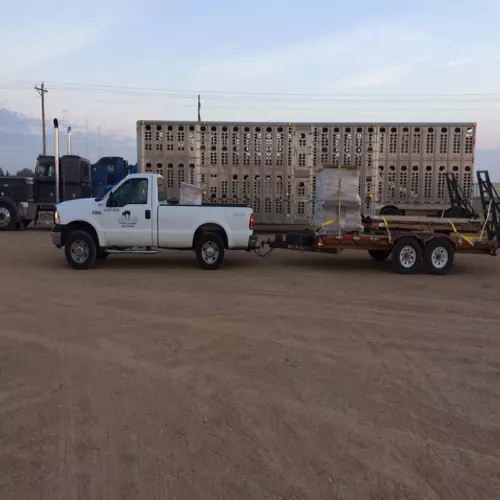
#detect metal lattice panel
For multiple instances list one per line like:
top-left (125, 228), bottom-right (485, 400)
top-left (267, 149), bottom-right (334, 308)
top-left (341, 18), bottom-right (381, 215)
top-left (136, 121), bottom-right (476, 224)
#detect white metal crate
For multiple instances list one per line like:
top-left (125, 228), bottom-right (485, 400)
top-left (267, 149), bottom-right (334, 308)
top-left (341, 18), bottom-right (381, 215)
top-left (137, 120), bottom-right (477, 223)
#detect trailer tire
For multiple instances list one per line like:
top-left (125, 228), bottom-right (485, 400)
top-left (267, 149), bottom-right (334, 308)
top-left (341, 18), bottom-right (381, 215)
top-left (195, 231), bottom-right (225, 270)
top-left (391, 238), bottom-right (422, 275)
top-left (368, 249), bottom-right (392, 262)
top-left (423, 238), bottom-right (454, 275)
top-left (0, 202), bottom-right (17, 231)
top-left (65, 230), bottom-right (97, 270)
top-left (379, 206), bottom-right (402, 216)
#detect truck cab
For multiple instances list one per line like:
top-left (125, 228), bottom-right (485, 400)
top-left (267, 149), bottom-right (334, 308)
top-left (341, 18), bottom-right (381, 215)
top-left (91, 156), bottom-right (133, 198)
top-left (0, 154), bottom-right (92, 230)
top-left (51, 173), bottom-right (257, 270)
top-left (34, 155), bottom-right (92, 203)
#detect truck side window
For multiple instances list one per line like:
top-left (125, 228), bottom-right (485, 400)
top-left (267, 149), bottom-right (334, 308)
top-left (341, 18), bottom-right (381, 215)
top-left (109, 178), bottom-right (148, 207)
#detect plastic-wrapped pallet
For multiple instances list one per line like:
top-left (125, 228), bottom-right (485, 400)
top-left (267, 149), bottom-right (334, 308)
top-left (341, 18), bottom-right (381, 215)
top-left (313, 165), bottom-right (363, 234)
top-left (179, 182), bottom-right (203, 205)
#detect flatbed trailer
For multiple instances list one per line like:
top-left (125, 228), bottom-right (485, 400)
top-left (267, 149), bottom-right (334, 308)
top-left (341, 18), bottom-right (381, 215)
top-left (258, 170), bottom-right (500, 276)
top-left (263, 217), bottom-right (497, 275)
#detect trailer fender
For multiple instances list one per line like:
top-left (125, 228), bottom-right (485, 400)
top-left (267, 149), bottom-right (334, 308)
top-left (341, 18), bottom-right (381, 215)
top-left (423, 233), bottom-right (456, 249)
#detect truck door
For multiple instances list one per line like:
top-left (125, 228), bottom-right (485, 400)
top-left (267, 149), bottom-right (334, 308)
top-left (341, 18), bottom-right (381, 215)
top-left (102, 177), bottom-right (153, 247)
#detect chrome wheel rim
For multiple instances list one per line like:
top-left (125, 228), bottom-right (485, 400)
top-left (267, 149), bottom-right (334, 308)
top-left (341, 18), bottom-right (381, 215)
top-left (400, 245), bottom-right (417, 268)
top-left (0, 207), bottom-right (11, 228)
top-left (201, 241), bottom-right (219, 264)
top-left (71, 240), bottom-right (89, 264)
top-left (431, 246), bottom-right (448, 269)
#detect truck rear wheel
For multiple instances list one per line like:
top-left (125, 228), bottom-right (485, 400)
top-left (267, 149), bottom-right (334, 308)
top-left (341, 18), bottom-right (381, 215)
top-left (65, 231), bottom-right (97, 270)
top-left (368, 249), bottom-right (391, 262)
top-left (195, 232), bottom-right (225, 270)
top-left (391, 237), bottom-right (422, 275)
top-left (423, 238), bottom-right (454, 275)
top-left (0, 203), bottom-right (16, 231)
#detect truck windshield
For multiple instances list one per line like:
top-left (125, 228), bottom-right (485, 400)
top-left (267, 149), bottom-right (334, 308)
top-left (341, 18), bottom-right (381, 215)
top-left (157, 176), bottom-right (167, 203)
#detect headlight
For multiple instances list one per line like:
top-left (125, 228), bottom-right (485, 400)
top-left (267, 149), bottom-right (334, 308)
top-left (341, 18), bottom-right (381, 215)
top-left (54, 211), bottom-right (60, 225)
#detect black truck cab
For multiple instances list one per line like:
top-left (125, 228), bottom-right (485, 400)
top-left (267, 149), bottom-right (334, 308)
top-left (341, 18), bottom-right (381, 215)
top-left (0, 154), bottom-right (92, 230)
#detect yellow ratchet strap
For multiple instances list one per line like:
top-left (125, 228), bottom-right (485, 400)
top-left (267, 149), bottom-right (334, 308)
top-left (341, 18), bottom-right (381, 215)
top-left (381, 216), bottom-right (392, 243)
top-left (447, 219), bottom-right (475, 247)
top-left (316, 219), bottom-right (339, 232)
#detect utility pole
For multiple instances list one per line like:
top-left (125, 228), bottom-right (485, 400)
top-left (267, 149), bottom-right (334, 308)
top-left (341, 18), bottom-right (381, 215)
top-left (197, 94), bottom-right (201, 122)
top-left (34, 82), bottom-right (48, 154)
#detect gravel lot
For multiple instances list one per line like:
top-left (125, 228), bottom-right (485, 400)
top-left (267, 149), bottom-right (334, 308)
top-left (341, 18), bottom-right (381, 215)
top-left (1, 230), bottom-right (500, 500)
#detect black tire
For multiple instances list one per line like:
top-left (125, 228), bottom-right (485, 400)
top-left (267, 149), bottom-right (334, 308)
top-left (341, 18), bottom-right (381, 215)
top-left (195, 231), bottom-right (225, 270)
top-left (443, 206), bottom-right (468, 219)
top-left (368, 249), bottom-right (392, 262)
top-left (379, 206), bottom-right (402, 216)
top-left (0, 203), bottom-right (16, 231)
top-left (96, 249), bottom-right (110, 259)
top-left (423, 238), bottom-right (454, 276)
top-left (391, 237), bottom-right (423, 275)
top-left (64, 231), bottom-right (97, 270)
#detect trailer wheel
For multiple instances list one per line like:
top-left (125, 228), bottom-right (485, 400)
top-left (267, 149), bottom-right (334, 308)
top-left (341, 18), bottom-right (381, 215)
top-left (0, 203), bottom-right (16, 231)
top-left (368, 249), bottom-right (392, 262)
top-left (391, 238), bottom-right (422, 275)
top-left (195, 232), bottom-right (225, 270)
top-left (64, 231), bottom-right (97, 270)
top-left (423, 238), bottom-right (454, 275)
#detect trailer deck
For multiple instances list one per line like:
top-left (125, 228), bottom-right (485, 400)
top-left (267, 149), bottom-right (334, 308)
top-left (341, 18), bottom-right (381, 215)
top-left (261, 217), bottom-right (497, 275)
top-left (257, 171), bottom-right (500, 276)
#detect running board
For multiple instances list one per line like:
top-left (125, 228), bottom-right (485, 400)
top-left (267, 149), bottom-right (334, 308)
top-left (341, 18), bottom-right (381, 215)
top-left (107, 249), bottom-right (158, 255)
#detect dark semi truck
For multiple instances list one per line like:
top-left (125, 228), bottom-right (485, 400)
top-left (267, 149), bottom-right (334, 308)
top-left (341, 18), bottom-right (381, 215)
top-left (0, 154), bottom-right (91, 230)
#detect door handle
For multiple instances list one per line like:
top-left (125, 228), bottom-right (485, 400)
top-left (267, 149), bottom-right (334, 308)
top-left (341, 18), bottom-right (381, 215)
top-left (145, 209), bottom-right (151, 220)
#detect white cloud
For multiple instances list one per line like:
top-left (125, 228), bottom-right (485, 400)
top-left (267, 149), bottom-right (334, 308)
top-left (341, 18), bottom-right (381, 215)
top-left (189, 23), bottom-right (428, 93)
top-left (443, 58), bottom-right (474, 67)
top-left (0, 1), bottom-right (139, 75)
top-left (331, 64), bottom-right (413, 90)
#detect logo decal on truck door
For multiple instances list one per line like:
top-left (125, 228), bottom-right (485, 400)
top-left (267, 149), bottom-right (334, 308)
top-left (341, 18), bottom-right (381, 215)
top-left (118, 210), bottom-right (138, 227)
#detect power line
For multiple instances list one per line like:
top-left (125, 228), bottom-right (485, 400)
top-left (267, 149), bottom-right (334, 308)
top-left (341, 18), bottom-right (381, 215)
top-left (42, 81), bottom-right (500, 98)
top-left (1, 79), bottom-right (496, 101)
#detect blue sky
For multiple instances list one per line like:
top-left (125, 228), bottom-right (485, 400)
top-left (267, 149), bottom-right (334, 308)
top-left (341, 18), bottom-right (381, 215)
top-left (1, 0), bottom-right (500, 150)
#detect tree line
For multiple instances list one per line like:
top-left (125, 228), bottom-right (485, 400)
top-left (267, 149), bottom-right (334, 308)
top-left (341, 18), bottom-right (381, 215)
top-left (0, 168), bottom-right (34, 177)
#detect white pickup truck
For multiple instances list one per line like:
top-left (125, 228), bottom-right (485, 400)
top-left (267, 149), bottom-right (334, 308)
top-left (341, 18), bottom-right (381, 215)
top-left (51, 173), bottom-right (257, 270)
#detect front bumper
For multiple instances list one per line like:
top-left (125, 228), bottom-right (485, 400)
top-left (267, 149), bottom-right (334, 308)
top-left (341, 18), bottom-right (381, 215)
top-left (248, 234), bottom-right (258, 250)
top-left (51, 224), bottom-right (65, 248)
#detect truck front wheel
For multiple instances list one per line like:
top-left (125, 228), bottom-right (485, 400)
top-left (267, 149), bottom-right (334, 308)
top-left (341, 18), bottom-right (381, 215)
top-left (64, 230), bottom-right (97, 270)
top-left (0, 203), bottom-right (16, 231)
top-left (195, 232), bottom-right (225, 270)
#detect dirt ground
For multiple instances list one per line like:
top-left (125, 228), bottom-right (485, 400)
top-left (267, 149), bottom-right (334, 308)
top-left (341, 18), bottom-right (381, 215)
top-left (1, 230), bottom-right (500, 500)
